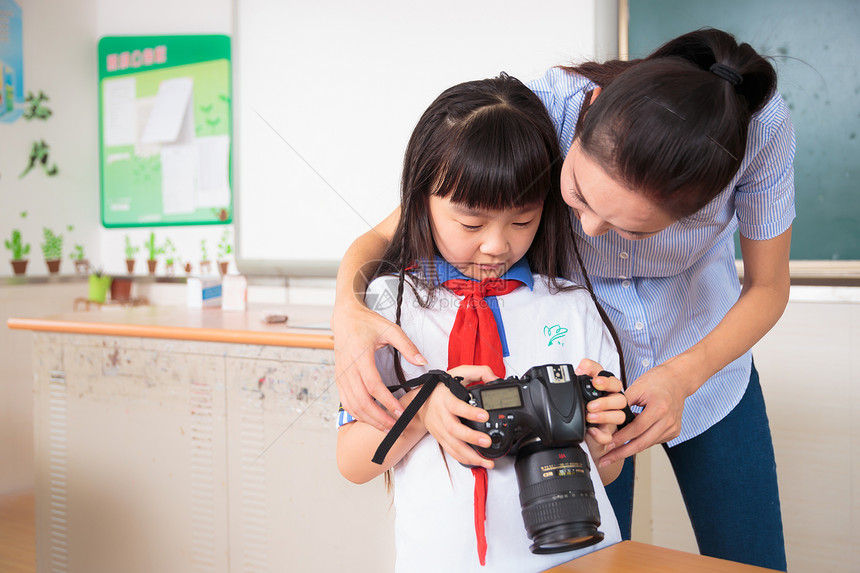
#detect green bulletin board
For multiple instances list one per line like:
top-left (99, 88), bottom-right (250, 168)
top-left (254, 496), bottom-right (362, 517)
top-left (98, 35), bottom-right (232, 227)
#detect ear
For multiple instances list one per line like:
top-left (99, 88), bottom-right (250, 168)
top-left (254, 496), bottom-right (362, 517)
top-left (589, 86), bottom-right (602, 105)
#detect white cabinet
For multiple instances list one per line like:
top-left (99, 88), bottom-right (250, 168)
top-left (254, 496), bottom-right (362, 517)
top-left (31, 333), bottom-right (394, 573)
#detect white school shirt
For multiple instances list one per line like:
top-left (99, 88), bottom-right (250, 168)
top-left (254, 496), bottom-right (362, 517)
top-left (367, 273), bottom-right (622, 573)
top-left (529, 67), bottom-right (796, 445)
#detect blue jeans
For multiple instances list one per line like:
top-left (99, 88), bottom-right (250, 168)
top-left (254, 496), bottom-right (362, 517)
top-left (605, 362), bottom-right (787, 571)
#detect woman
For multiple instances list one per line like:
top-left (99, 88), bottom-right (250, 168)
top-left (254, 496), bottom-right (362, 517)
top-left (331, 29), bottom-right (792, 570)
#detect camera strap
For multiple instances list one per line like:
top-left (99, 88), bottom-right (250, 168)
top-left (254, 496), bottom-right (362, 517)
top-left (372, 370), bottom-right (469, 465)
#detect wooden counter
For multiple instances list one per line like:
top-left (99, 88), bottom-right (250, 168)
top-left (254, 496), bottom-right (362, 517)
top-left (547, 541), bottom-right (780, 572)
top-left (7, 304), bottom-right (334, 349)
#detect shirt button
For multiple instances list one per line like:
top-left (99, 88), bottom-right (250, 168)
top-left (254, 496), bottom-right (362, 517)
top-left (634, 321), bottom-right (644, 330)
top-left (621, 280), bottom-right (631, 288)
top-left (619, 251), bottom-right (629, 259)
top-left (641, 358), bottom-right (651, 368)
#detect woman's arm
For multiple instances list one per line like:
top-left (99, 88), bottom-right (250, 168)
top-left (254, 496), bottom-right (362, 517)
top-left (599, 227), bottom-right (792, 466)
top-left (331, 207), bottom-right (427, 431)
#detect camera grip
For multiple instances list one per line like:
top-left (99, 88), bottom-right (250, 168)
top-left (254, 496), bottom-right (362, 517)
top-left (586, 370), bottom-right (636, 430)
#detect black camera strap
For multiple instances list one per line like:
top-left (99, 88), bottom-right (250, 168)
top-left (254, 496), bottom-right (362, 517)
top-left (371, 370), bottom-right (470, 465)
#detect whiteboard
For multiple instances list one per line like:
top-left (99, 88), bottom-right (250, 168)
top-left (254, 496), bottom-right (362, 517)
top-left (234, 0), bottom-right (610, 276)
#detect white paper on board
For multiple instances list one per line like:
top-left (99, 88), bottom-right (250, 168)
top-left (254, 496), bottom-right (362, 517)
top-left (160, 143), bottom-right (197, 214)
top-left (196, 134), bottom-right (231, 208)
top-left (141, 77), bottom-right (194, 144)
top-left (103, 77), bottom-right (138, 147)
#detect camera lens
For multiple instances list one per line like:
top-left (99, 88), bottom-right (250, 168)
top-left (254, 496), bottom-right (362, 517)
top-left (514, 440), bottom-right (603, 554)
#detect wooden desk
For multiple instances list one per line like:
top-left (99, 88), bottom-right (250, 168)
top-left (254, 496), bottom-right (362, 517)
top-left (547, 541), bottom-right (779, 572)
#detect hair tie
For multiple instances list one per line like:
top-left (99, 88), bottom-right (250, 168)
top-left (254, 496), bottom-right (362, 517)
top-left (710, 63), bottom-right (743, 86)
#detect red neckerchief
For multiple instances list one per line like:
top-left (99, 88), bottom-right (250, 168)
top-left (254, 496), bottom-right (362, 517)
top-left (442, 277), bottom-right (524, 566)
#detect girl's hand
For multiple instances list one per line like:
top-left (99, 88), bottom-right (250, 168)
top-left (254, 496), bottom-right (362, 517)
top-left (417, 365), bottom-right (496, 470)
top-left (331, 300), bottom-right (426, 432)
top-left (596, 358), bottom-right (700, 467)
top-left (575, 359), bottom-right (629, 460)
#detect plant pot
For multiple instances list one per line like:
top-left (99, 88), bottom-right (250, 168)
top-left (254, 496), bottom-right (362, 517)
top-left (74, 259), bottom-right (90, 275)
top-left (199, 260), bottom-right (212, 275)
top-left (218, 260), bottom-right (229, 275)
top-left (46, 259), bottom-right (61, 274)
top-left (183, 262), bottom-right (193, 274)
top-left (146, 259), bottom-right (157, 275)
top-left (110, 277), bottom-right (133, 303)
top-left (165, 262), bottom-right (175, 276)
top-left (10, 259), bottom-right (28, 275)
top-left (126, 259), bottom-right (136, 274)
top-left (88, 275), bottom-right (113, 303)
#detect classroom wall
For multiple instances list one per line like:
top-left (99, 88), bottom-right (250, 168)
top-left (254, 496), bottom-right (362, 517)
top-left (0, 0), bottom-right (234, 282)
top-left (0, 0), bottom-right (234, 493)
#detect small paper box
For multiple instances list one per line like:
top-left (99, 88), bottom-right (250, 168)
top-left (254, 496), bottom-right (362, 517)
top-left (187, 276), bottom-right (222, 308)
top-left (221, 274), bottom-right (247, 311)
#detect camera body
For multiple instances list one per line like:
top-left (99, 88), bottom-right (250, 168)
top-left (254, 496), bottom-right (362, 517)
top-left (460, 363), bottom-right (606, 459)
top-left (458, 363), bottom-right (614, 554)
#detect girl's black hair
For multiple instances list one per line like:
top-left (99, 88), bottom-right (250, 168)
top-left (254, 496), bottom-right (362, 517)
top-left (564, 28), bottom-right (778, 219)
top-left (372, 73), bottom-right (628, 388)
top-left (376, 73), bottom-right (574, 291)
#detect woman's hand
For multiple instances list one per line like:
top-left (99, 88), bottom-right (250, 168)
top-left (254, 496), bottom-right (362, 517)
top-left (596, 357), bottom-right (700, 467)
top-left (331, 299), bottom-right (426, 432)
top-left (417, 365), bottom-right (496, 470)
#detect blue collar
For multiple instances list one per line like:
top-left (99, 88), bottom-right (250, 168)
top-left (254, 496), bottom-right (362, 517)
top-left (428, 256), bottom-right (534, 290)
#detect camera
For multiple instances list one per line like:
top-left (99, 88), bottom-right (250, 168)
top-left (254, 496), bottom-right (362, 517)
top-left (458, 363), bottom-right (621, 554)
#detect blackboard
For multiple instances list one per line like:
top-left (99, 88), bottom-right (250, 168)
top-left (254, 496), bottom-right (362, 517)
top-left (626, 0), bottom-right (860, 262)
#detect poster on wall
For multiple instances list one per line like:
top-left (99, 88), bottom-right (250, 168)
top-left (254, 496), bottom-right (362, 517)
top-left (0, 0), bottom-right (24, 123)
top-left (98, 35), bottom-right (232, 227)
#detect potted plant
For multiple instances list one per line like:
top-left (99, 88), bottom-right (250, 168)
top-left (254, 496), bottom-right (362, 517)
top-left (88, 267), bottom-right (113, 304)
top-left (199, 239), bottom-right (211, 275)
top-left (143, 232), bottom-right (165, 275)
top-left (217, 228), bottom-right (232, 275)
top-left (163, 238), bottom-right (176, 276)
top-left (41, 227), bottom-right (63, 274)
top-left (69, 244), bottom-right (89, 275)
top-left (5, 229), bottom-right (30, 275)
top-left (183, 261), bottom-right (193, 274)
top-left (124, 235), bottom-right (139, 274)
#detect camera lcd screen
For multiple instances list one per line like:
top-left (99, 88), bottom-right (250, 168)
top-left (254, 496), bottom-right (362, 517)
top-left (480, 386), bottom-right (522, 411)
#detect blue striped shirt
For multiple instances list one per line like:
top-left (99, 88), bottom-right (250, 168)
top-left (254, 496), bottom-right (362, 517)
top-left (529, 67), bottom-right (796, 445)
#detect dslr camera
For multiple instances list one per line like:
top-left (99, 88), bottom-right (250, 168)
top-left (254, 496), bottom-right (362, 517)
top-left (459, 363), bottom-right (627, 554)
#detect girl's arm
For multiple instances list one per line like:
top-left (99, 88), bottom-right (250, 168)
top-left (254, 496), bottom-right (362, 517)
top-left (332, 207), bottom-right (427, 432)
top-left (337, 388), bottom-right (427, 484)
top-left (599, 227), bottom-right (792, 466)
top-left (336, 365), bottom-right (498, 483)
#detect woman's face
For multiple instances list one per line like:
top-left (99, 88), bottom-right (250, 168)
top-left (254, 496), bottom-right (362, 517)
top-left (560, 141), bottom-right (675, 240)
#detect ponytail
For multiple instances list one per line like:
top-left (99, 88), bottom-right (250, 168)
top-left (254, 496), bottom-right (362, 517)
top-left (565, 28), bottom-right (777, 218)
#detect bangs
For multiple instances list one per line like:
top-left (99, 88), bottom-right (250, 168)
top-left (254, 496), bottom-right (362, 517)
top-left (433, 105), bottom-right (555, 210)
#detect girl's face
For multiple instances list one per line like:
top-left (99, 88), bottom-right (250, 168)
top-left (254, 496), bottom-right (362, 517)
top-left (428, 194), bottom-right (543, 281)
top-left (560, 141), bottom-right (675, 240)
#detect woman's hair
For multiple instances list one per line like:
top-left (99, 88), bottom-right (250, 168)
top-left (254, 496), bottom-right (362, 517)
top-left (564, 28), bottom-right (778, 219)
top-left (375, 72), bottom-right (575, 290)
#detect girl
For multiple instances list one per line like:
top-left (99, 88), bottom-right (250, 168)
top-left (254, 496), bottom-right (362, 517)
top-left (335, 74), bottom-right (629, 572)
top-left (333, 29), bottom-right (791, 570)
